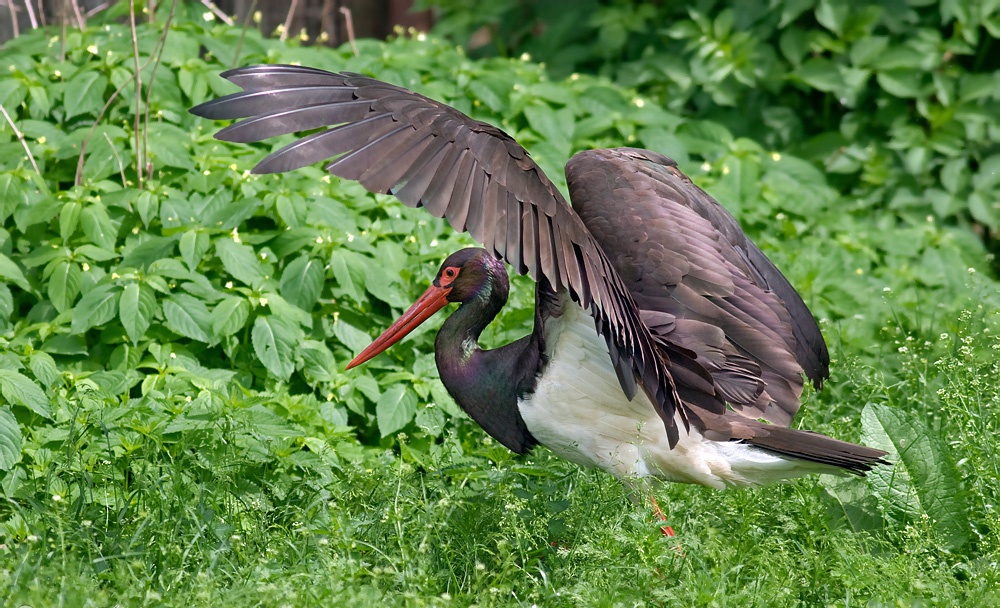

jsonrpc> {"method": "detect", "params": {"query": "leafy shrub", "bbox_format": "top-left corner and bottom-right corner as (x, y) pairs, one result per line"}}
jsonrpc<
(422, 0), (1000, 251)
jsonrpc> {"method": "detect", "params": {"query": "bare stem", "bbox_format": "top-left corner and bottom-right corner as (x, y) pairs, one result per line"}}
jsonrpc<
(200, 0), (233, 25)
(233, 0), (258, 68)
(142, 0), (179, 183)
(24, 0), (38, 30)
(129, 0), (144, 189)
(70, 0), (85, 29)
(340, 6), (358, 56)
(59, 0), (66, 61)
(75, 72), (136, 185)
(85, 1), (115, 18)
(7, 1), (20, 38)
(0, 104), (41, 175)
(280, 0), (299, 42)
(104, 131), (127, 189)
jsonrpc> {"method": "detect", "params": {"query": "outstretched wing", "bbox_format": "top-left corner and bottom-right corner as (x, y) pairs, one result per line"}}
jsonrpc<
(190, 65), (686, 446)
(567, 148), (829, 428)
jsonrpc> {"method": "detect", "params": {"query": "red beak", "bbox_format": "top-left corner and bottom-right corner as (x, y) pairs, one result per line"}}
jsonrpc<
(346, 284), (453, 369)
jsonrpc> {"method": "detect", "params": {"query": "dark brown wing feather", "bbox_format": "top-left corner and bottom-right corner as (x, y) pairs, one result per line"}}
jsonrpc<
(567, 148), (830, 428)
(190, 65), (684, 446)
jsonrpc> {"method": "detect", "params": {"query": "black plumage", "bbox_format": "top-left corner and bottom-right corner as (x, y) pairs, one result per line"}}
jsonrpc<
(191, 64), (888, 476)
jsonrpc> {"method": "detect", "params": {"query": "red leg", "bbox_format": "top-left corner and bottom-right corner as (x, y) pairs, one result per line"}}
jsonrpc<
(649, 495), (676, 537)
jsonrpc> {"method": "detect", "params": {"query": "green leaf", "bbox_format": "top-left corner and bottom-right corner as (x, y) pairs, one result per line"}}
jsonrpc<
(146, 123), (195, 171)
(179, 230), (210, 270)
(60, 201), (82, 240)
(263, 292), (312, 329)
(210, 296), (250, 337)
(300, 340), (337, 383)
(815, 0), (848, 35)
(135, 191), (159, 227)
(14, 195), (61, 231)
(75, 244), (117, 262)
(63, 70), (108, 119)
(468, 79), (507, 113)
(329, 250), (364, 302)
(794, 58), (845, 93)
(676, 120), (733, 156)
(861, 404), (969, 550)
(47, 261), (82, 313)
(0, 284), (10, 322)
(252, 315), (296, 380)
(0, 369), (52, 419)
(119, 283), (158, 345)
(524, 102), (573, 152)
(82, 131), (131, 182)
(29, 351), (61, 389)
(959, 72), (997, 102)
(280, 255), (324, 311)
(71, 282), (120, 333)
(0, 406), (21, 471)
(80, 204), (117, 250)
(215, 237), (264, 287)
(376, 384), (417, 438)
(333, 319), (376, 355)
(877, 69), (924, 98)
(968, 192), (1000, 231)
(0, 253), (31, 291)
(163, 294), (212, 343)
(120, 235), (177, 270)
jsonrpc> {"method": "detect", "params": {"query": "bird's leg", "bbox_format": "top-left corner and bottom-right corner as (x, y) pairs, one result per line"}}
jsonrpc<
(649, 495), (675, 537)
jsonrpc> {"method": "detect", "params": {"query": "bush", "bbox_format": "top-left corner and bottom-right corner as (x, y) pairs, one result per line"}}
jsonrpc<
(423, 0), (1000, 254)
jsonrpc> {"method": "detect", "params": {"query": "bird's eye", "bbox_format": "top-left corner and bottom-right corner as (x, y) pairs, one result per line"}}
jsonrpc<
(443, 267), (458, 279)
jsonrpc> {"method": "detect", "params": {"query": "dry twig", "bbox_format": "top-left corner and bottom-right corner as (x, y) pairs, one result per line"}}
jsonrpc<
(85, 1), (114, 18)
(201, 0), (233, 26)
(24, 0), (39, 29)
(70, 0), (85, 29)
(7, 1), (20, 38)
(340, 6), (358, 56)
(280, 0), (299, 42)
(142, 0), (179, 182)
(0, 104), (41, 175)
(128, 0), (144, 188)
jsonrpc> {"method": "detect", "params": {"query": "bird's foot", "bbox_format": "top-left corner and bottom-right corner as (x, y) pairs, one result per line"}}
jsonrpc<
(649, 495), (685, 556)
(649, 495), (675, 537)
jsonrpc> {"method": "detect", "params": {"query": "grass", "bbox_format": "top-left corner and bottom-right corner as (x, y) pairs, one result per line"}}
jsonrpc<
(4, 307), (1000, 606)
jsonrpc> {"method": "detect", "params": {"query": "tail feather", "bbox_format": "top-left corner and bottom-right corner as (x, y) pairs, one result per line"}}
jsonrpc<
(744, 425), (889, 475)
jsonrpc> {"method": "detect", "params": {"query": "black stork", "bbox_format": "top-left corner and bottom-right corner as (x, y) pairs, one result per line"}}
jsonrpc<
(191, 65), (888, 534)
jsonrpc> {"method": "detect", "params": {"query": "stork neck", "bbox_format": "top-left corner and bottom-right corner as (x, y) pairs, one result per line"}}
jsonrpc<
(434, 292), (540, 454)
(437, 290), (504, 360)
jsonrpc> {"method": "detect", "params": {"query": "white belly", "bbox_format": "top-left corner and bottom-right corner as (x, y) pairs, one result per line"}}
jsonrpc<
(517, 302), (815, 490)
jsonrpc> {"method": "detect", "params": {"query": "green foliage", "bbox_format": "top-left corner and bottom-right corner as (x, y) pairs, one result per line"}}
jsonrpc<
(0, 3), (996, 605)
(422, 0), (1000, 248)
